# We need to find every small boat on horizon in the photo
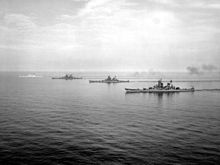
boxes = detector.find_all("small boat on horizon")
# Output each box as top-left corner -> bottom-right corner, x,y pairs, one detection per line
52,74 -> 82,80
125,79 -> 195,93
89,75 -> 129,83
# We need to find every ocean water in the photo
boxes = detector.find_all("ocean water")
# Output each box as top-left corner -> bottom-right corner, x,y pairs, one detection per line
0,72 -> 220,165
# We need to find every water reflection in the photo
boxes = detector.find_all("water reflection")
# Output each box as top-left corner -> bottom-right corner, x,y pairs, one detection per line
125,91 -> 177,105
150,92 -> 176,105
150,92 -> 176,97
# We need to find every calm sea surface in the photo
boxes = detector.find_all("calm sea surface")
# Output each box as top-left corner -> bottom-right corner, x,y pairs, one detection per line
0,72 -> 220,165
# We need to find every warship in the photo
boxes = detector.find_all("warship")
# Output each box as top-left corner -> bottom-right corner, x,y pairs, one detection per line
52,74 -> 82,80
89,76 -> 129,83
125,79 -> 195,93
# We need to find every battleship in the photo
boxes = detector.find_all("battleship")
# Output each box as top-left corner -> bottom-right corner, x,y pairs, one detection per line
52,74 -> 82,80
89,76 -> 129,83
125,79 -> 195,93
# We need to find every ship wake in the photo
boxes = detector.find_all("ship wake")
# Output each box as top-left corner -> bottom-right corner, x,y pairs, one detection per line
195,89 -> 220,91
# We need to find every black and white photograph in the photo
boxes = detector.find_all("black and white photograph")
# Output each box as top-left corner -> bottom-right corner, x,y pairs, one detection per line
0,0 -> 220,164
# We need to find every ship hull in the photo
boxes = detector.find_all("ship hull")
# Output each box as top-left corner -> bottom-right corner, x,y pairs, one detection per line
89,80 -> 129,83
125,88 -> 195,93
52,77 -> 82,80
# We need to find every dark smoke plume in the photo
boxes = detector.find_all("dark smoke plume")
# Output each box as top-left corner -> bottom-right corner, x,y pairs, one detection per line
186,66 -> 200,74
202,64 -> 217,72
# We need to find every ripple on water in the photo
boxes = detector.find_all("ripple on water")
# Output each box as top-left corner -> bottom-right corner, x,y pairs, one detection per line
0,76 -> 220,164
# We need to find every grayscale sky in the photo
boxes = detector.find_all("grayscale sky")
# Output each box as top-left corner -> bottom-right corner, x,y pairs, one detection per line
0,0 -> 220,71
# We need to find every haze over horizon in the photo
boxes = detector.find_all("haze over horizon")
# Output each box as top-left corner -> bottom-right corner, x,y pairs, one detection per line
0,0 -> 220,72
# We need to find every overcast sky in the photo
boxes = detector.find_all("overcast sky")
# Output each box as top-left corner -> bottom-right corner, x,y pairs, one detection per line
0,0 -> 220,71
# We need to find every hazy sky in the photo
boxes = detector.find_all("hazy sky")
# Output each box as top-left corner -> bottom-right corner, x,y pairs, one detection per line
0,0 -> 220,71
